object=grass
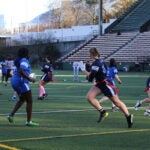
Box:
[0,70,149,150]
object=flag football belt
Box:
[144,86,150,92]
[96,79,119,95]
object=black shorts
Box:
[41,72,52,82]
[7,69,12,78]
[95,81,119,98]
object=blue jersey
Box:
[107,67,118,85]
[11,57,31,94]
[1,61,7,74]
[13,58,31,83]
[89,59,107,82]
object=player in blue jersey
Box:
[79,47,133,128]
[134,76,150,116]
[99,58,122,111]
[7,47,39,126]
[1,58,8,86]
[38,56,53,100]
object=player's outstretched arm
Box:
[79,61,90,76]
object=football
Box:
[29,73,36,79]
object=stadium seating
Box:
[62,32,138,62]
[109,0,150,32]
[105,31,150,62]
[56,0,150,66]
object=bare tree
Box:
[52,8,62,28]
[111,0,136,17]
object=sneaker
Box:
[38,96,44,100]
[126,114,133,128]
[112,106,119,112]
[97,110,109,123]
[43,93,48,98]
[26,121,39,126]
[7,115,14,123]
[134,101,141,110]
[144,110,150,116]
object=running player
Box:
[134,76,150,116]
[99,58,122,111]
[79,47,133,128]
[7,47,39,126]
[38,56,53,100]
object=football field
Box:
[0,70,149,150]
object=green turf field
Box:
[0,70,149,150]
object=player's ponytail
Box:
[89,47,100,58]
[109,58,117,68]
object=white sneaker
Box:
[144,110,150,116]
[134,101,141,110]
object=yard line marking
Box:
[0,129,150,143]
[0,144,20,150]
[0,106,145,116]
[0,109,95,116]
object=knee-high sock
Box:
[39,85,45,97]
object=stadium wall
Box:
[62,61,149,72]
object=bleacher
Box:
[105,31,150,62]
[56,0,150,68]
[110,0,150,32]
[64,32,138,62]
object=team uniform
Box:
[107,66,119,86]
[1,60,7,75]
[11,57,31,95]
[7,47,39,127]
[6,59,14,78]
[81,47,133,128]
[1,60,7,85]
[40,62,53,82]
[89,59,118,98]
[144,77,150,92]
[38,61,53,100]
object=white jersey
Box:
[6,60,14,69]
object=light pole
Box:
[98,0,103,36]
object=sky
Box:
[0,0,60,29]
